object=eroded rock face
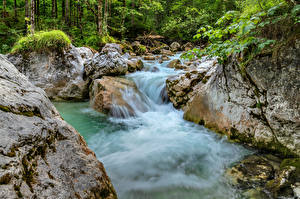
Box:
[90,76,150,118]
[0,55,117,199]
[8,45,93,101]
[166,40,300,157]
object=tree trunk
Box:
[43,0,46,16]
[62,0,65,18]
[103,0,108,35]
[65,0,69,25]
[55,0,58,18]
[14,0,17,21]
[131,0,135,26]
[98,0,103,35]
[52,0,55,17]
[2,0,6,18]
[31,0,35,34]
[25,0,29,34]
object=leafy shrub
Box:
[85,35,117,51]
[11,30,71,54]
[183,2,298,65]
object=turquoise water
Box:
[54,55,251,199]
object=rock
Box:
[151,48,161,55]
[182,42,193,51]
[126,58,144,73]
[131,41,147,55]
[8,45,93,101]
[292,182,300,198]
[226,155,275,189]
[90,76,150,118]
[168,40,300,156]
[166,71,205,109]
[161,49,174,56]
[143,55,156,60]
[0,55,117,199]
[167,59,182,68]
[226,154,300,198]
[160,85,169,103]
[170,42,181,52]
[84,43,129,80]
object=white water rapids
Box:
[54,54,251,199]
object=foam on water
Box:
[54,53,251,199]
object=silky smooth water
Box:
[54,54,251,199]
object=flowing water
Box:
[54,54,251,199]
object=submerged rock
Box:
[167,40,300,157]
[90,76,150,118]
[0,55,117,199]
[8,45,93,101]
[227,154,300,198]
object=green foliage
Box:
[183,2,297,65]
[11,30,71,54]
[85,35,117,51]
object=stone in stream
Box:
[90,76,150,118]
[0,55,117,199]
[226,154,300,198]
[166,39,300,157]
[126,58,144,73]
[8,45,93,101]
[170,42,181,52]
[143,55,156,60]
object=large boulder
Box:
[166,40,300,157]
[8,45,93,101]
[85,43,143,80]
[0,55,117,199]
[90,76,150,118]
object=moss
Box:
[14,184,23,198]
[280,158,300,170]
[11,30,71,54]
[0,105,11,112]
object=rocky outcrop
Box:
[166,40,300,157]
[85,43,143,81]
[90,76,150,118]
[8,45,93,101]
[0,55,117,199]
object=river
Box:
[54,54,251,199]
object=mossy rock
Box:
[11,30,71,54]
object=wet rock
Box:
[166,71,205,109]
[170,42,181,52]
[226,155,275,189]
[161,49,174,56]
[182,42,194,51]
[131,41,147,55]
[126,58,144,73]
[227,154,300,198]
[84,43,129,80]
[167,59,181,68]
[90,76,150,118]
[172,40,300,156]
[0,55,117,199]
[159,85,170,104]
[143,55,156,60]
[8,45,93,101]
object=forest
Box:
[0,0,299,199]
[0,0,298,54]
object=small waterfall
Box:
[54,53,251,199]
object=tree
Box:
[31,0,35,34]
[98,0,103,35]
